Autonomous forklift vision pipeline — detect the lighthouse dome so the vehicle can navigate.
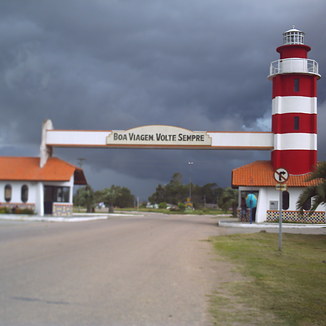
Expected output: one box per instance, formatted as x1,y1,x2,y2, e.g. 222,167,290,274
283,27,304,45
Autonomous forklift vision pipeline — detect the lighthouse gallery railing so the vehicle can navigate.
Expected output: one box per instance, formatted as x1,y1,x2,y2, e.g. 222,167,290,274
269,58,320,77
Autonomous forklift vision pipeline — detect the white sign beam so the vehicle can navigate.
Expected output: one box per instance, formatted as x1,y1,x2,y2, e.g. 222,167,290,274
44,125,273,150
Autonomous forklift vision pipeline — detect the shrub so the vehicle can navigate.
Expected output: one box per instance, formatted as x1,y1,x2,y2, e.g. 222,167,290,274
0,207,10,214
12,208,35,215
158,202,167,209
0,206,35,215
178,202,185,211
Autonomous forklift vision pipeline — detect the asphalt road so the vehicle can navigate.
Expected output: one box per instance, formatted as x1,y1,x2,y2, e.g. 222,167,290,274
0,214,232,326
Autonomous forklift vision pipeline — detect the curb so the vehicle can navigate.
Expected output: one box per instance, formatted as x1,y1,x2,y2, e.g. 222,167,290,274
218,220,326,229
0,213,140,223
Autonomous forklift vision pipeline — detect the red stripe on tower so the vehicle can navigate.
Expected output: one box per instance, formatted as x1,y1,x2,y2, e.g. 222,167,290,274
268,27,321,175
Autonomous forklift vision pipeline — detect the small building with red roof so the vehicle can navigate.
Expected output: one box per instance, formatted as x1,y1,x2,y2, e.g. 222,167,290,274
232,161,325,223
0,157,87,216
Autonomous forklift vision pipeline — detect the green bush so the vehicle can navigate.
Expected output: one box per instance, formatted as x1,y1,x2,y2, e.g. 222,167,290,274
14,208,35,215
0,207,10,214
140,202,147,208
6,207,35,215
158,202,167,209
0,207,35,214
178,202,185,211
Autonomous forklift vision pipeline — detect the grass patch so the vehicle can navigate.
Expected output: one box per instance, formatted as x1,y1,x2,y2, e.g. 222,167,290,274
210,232,326,326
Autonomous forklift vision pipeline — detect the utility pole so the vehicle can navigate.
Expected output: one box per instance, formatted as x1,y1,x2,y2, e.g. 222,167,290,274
77,158,85,168
188,161,194,201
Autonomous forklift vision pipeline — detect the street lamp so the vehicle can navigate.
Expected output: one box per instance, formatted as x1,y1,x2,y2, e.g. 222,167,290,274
188,161,194,202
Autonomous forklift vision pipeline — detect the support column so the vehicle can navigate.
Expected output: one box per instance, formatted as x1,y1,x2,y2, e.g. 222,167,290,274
40,119,54,168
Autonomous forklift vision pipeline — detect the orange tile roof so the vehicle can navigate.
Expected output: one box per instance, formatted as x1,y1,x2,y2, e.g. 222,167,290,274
232,160,319,187
0,157,87,185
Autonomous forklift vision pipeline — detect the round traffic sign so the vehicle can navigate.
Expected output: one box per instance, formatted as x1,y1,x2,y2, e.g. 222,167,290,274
274,168,289,183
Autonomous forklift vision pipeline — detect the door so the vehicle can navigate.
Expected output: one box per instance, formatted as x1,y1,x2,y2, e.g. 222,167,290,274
44,186,54,214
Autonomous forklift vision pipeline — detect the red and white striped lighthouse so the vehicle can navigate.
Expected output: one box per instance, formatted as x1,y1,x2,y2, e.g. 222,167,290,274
269,27,321,175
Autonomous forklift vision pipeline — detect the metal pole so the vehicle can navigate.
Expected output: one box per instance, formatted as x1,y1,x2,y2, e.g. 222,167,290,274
189,180,192,202
278,189,283,251
188,161,194,202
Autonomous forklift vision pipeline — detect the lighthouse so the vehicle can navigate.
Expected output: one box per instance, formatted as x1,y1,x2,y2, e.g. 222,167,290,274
269,27,321,175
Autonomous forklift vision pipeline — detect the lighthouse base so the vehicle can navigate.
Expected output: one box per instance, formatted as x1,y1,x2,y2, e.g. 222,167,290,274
271,150,317,175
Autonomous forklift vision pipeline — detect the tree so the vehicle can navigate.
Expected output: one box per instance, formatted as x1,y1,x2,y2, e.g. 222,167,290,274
165,172,187,204
148,184,165,204
197,183,223,207
200,183,218,203
297,162,326,214
99,185,135,212
148,172,224,207
73,185,95,212
148,172,187,205
217,187,238,216
115,187,135,208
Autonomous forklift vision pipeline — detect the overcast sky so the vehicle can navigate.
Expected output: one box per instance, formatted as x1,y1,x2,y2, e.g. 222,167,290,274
1,0,326,200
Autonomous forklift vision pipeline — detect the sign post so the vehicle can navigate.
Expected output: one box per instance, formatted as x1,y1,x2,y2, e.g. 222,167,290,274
274,168,289,251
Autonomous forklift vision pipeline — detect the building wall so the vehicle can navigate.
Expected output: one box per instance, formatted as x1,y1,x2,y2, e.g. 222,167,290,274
0,181,38,212
42,177,74,216
239,186,266,223
266,210,326,223
0,176,74,216
53,203,73,216
36,182,44,216
238,186,326,223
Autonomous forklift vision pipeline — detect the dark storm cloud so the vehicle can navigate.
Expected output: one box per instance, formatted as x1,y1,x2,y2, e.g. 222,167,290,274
1,0,326,199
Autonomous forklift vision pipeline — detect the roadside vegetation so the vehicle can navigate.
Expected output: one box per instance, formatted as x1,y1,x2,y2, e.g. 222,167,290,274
0,207,35,215
116,207,231,215
148,172,238,214
74,171,238,215
210,232,326,326
297,161,326,214
74,184,135,213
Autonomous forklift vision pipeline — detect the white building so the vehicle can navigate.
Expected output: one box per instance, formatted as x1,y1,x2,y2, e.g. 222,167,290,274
232,160,325,223
0,157,86,216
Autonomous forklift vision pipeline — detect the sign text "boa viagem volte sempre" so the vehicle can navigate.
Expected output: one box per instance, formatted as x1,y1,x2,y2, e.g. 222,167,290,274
106,125,212,147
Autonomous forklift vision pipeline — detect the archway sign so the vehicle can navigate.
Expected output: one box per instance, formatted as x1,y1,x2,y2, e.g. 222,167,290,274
40,120,273,167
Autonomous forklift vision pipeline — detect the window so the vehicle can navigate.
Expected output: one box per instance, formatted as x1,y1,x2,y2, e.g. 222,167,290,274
294,116,300,130
21,185,29,203
44,186,70,203
57,187,70,202
282,191,290,210
4,184,12,202
294,78,300,92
